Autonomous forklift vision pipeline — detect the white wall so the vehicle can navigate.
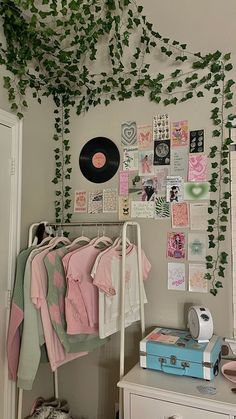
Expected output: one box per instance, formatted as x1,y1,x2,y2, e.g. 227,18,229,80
1,1,236,418
0,29,55,416
58,1,236,418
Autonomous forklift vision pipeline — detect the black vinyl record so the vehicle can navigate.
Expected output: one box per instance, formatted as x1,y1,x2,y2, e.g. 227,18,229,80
79,137,120,183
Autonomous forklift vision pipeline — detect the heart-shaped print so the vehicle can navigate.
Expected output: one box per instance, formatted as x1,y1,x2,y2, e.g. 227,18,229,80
184,182,210,200
122,121,137,146
124,127,135,140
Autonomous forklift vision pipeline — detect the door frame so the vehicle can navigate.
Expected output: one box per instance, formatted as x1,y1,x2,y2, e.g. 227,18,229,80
0,108,22,419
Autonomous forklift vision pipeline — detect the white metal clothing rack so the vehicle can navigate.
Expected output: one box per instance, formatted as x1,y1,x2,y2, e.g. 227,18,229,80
17,220,144,419
119,222,145,419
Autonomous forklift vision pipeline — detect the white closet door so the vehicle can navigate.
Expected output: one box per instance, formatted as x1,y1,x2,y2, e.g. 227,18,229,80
0,123,13,415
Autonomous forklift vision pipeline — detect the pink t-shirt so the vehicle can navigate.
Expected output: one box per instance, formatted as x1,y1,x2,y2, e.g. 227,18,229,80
62,247,81,275
65,245,102,335
31,247,87,371
62,240,96,274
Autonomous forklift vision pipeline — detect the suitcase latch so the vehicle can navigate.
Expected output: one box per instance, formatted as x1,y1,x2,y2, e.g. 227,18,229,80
158,357,166,364
181,361,190,368
170,355,177,365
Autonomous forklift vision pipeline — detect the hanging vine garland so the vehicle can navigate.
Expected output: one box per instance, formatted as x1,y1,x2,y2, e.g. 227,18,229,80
0,0,235,294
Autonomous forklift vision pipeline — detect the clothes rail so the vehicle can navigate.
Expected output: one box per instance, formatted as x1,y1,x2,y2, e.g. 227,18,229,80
18,220,125,419
119,221,145,419
49,222,125,227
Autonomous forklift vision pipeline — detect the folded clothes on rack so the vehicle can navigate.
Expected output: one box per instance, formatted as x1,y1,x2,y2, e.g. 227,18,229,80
25,397,73,419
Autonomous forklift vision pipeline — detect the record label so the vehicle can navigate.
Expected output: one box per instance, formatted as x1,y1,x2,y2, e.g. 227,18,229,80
79,137,120,183
92,152,106,169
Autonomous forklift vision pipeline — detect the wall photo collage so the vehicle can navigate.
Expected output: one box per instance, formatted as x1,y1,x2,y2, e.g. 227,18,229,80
74,114,209,294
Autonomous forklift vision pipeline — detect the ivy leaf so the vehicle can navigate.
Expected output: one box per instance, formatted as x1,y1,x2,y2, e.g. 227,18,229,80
223,52,231,61
225,101,233,108
207,226,214,232
225,63,233,71
206,263,213,269
197,91,204,97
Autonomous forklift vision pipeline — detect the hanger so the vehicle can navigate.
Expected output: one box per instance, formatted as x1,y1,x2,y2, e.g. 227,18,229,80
66,229,91,249
112,235,132,251
93,235,113,248
92,225,113,249
36,236,52,247
48,236,71,247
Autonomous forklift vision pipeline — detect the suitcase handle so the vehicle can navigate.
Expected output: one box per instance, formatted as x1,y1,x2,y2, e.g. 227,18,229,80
161,364,188,376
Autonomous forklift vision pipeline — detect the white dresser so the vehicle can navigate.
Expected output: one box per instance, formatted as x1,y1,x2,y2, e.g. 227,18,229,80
118,363,236,418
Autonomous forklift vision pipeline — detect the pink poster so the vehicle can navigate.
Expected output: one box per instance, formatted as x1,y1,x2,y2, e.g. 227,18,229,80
188,154,207,181
167,232,186,259
74,190,87,213
171,202,189,228
139,150,154,175
119,171,129,196
137,125,153,150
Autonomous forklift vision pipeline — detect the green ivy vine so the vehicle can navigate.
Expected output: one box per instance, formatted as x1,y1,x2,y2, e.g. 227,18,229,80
0,0,235,295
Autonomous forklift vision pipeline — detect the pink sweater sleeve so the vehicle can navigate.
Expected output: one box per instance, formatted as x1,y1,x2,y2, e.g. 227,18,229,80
7,303,23,381
141,250,152,280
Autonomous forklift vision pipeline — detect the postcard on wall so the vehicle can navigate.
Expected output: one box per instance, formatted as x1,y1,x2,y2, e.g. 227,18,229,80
121,121,137,147
119,171,129,196
128,171,142,201
153,139,171,166
153,114,170,142
189,130,204,153
154,195,170,219
122,146,139,171
74,190,87,213
170,148,188,179
154,166,170,195
188,154,207,182
171,120,189,147
139,150,154,175
171,202,189,228
168,262,186,291
188,232,207,262
184,182,210,200
189,203,208,230
131,201,154,218
118,196,131,220
88,190,103,214
189,264,208,293
141,177,158,201
167,232,186,259
103,188,117,213
166,176,184,203
137,124,153,150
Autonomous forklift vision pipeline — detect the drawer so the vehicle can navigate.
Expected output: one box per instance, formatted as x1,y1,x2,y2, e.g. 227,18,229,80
130,394,228,419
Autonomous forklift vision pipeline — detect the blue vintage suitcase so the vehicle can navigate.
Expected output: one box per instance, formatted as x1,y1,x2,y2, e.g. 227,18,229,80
140,327,222,380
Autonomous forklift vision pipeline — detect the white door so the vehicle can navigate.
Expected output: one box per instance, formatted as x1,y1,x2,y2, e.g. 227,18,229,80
0,110,22,419
0,123,12,416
